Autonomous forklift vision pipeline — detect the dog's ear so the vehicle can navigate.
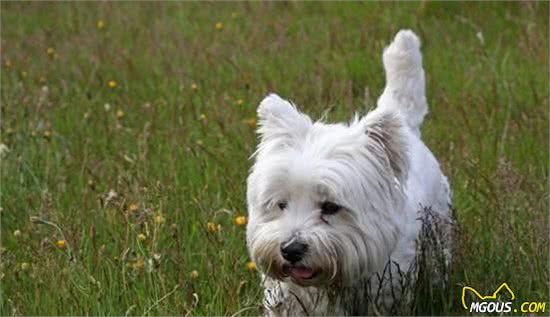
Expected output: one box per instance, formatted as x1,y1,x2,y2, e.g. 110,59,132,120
257,94,312,146
363,112,409,182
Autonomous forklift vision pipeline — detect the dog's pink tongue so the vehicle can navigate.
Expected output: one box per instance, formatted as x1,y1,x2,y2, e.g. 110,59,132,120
290,267,314,279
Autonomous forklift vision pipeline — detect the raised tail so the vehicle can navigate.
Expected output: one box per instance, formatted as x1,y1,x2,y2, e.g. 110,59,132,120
376,30,428,135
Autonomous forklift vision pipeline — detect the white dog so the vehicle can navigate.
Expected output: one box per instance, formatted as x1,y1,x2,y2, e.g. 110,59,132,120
246,30,452,316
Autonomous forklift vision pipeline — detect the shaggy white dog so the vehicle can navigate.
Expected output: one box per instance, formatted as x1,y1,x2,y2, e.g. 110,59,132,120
246,30,452,316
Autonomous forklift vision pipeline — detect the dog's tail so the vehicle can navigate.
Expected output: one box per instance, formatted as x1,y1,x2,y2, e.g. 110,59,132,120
377,30,427,134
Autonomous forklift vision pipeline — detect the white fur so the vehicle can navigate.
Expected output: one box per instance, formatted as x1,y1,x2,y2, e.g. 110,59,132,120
246,30,452,316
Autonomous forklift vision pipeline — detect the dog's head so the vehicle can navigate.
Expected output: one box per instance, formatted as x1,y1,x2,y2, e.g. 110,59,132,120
246,94,409,287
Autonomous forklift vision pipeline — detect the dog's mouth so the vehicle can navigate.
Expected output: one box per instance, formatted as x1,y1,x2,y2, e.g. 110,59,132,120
282,264,319,283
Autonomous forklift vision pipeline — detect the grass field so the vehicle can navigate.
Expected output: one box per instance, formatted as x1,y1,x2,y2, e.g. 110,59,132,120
1,2,548,316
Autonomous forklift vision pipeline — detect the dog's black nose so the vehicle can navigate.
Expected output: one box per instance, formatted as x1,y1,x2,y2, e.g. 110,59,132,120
280,240,308,263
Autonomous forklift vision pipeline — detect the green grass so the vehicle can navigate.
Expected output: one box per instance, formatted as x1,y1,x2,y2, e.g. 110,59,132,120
1,2,548,315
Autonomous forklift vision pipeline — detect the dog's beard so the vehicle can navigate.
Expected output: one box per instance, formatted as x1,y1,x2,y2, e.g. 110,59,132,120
248,210,400,287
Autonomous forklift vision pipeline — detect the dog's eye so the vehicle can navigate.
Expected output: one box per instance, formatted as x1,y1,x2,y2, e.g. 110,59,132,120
277,201,287,210
320,201,341,215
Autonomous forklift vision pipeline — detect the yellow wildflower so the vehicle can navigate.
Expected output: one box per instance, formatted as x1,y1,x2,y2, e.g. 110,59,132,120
236,99,244,105
190,270,199,279
56,240,66,249
246,261,257,271
207,222,217,233
137,233,146,242
46,47,55,57
43,130,52,139
191,82,198,90
21,262,30,271
128,203,139,213
243,118,257,129
132,258,145,270
96,20,105,29
21,71,27,78
199,113,206,121
215,22,224,30
234,216,247,226
196,140,203,146
116,110,125,119
154,214,166,225
107,80,117,88
13,229,21,237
